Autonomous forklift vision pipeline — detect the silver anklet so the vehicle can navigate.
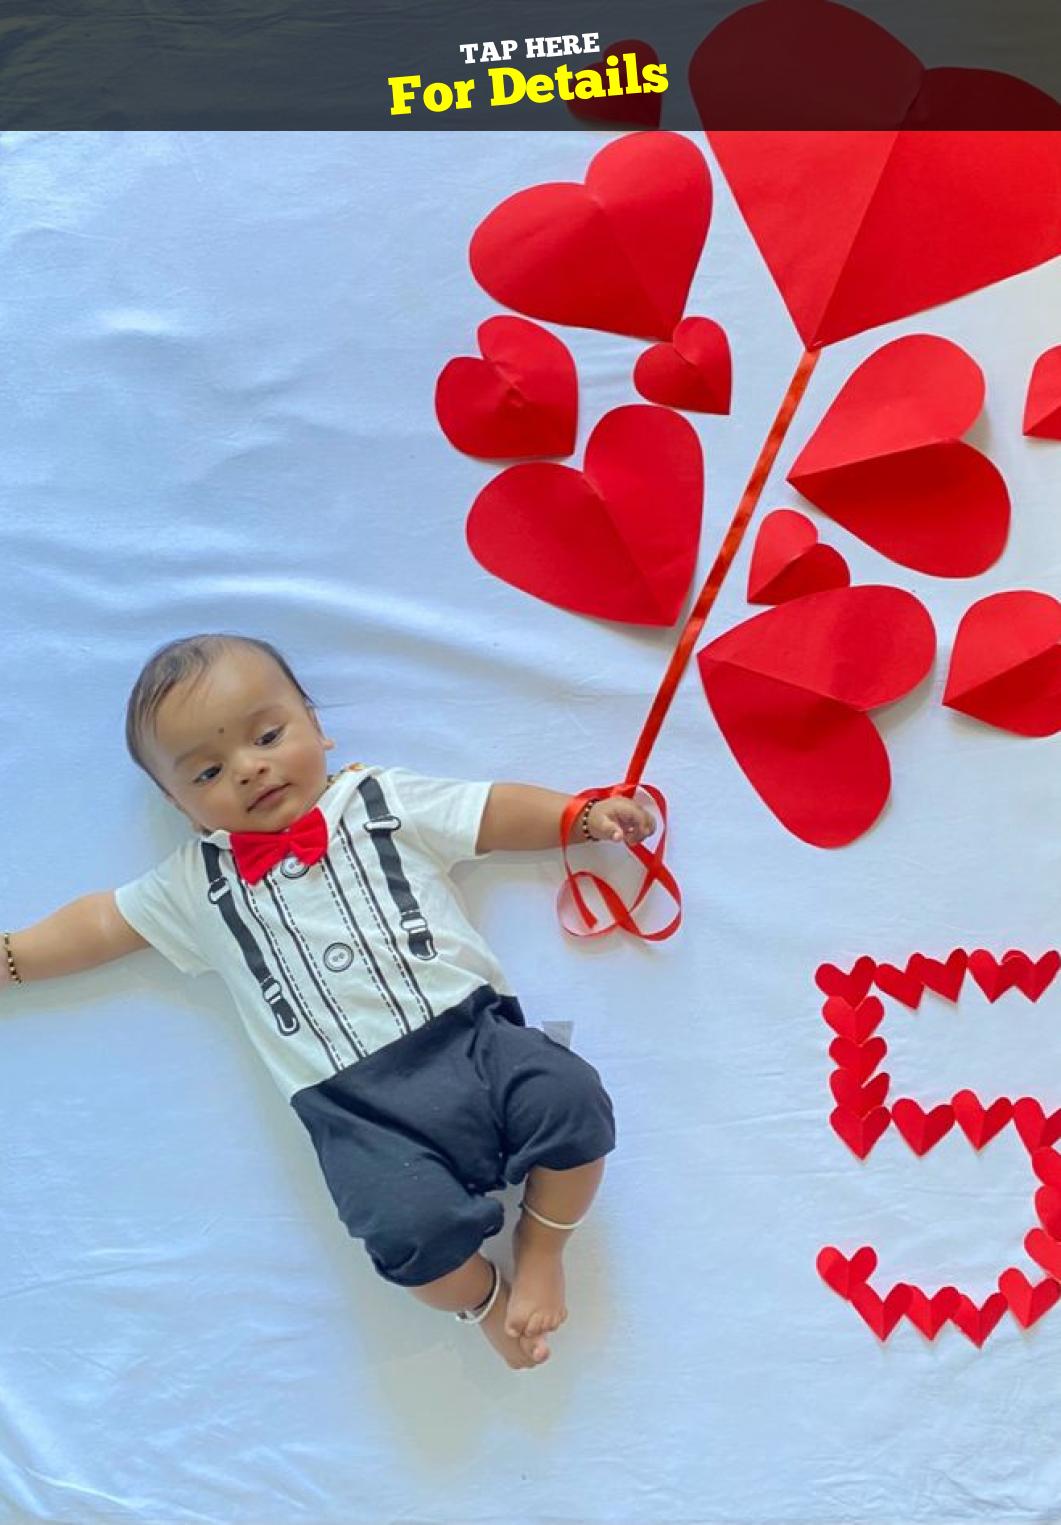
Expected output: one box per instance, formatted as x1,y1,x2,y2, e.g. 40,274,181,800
454,1261,501,1324
520,1198,587,1231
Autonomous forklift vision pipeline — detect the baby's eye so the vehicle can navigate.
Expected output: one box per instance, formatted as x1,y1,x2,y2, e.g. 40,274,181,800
259,727,283,745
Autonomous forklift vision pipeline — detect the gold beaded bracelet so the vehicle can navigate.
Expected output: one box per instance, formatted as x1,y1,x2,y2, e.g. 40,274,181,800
3,931,22,985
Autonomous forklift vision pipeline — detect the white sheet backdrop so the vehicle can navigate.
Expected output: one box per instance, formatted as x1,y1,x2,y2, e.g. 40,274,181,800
1,129,1061,1524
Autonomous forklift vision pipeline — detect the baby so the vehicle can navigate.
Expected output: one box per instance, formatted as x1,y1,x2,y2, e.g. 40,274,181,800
1,632,656,1371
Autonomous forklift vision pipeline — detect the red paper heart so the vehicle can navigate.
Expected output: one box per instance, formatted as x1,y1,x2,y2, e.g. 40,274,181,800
698,587,935,847
874,961,923,1009
1025,1229,1061,1280
435,316,577,460
830,1105,890,1159
850,1281,910,1340
830,1070,890,1118
1035,1187,1061,1240
815,957,876,1005
1001,949,1061,1001
822,994,884,1043
746,509,849,606
1014,1100,1061,1153
693,1,1061,346
467,404,702,626
967,949,1022,1003
816,1244,877,1298
1023,345,1061,440
788,336,1009,577
951,1091,1013,1150
944,592,1061,736
634,317,732,415
905,1285,961,1340
950,1291,1008,1346
998,1267,1061,1329
908,950,967,1002
828,1035,886,1084
469,132,711,340
891,1099,955,1156
564,40,664,130
1032,1148,1061,1190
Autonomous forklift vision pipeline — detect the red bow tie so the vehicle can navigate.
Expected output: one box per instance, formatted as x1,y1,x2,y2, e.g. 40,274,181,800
229,805,329,884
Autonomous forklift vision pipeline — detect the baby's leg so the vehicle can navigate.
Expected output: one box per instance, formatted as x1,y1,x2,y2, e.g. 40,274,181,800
408,1252,550,1369
508,1157,607,1352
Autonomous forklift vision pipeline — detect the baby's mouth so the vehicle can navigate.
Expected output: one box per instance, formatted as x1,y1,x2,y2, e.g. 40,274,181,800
249,784,288,812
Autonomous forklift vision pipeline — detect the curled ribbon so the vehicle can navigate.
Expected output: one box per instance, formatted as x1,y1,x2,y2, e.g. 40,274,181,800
557,782,681,942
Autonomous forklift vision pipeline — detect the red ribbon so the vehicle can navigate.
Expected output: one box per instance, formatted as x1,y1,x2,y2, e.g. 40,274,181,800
556,783,681,942
557,348,820,944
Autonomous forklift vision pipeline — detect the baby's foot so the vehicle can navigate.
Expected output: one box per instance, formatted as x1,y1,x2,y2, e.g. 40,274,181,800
507,1212,569,1362
478,1272,551,1369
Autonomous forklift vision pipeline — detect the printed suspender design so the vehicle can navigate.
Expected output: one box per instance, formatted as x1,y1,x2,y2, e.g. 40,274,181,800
356,774,437,960
201,841,374,1067
201,840,303,1036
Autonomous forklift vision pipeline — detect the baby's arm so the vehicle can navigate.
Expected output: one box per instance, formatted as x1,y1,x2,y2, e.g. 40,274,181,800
1,893,149,988
475,784,656,853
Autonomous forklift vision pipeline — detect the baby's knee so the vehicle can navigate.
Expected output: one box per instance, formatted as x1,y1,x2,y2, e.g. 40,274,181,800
364,1192,504,1287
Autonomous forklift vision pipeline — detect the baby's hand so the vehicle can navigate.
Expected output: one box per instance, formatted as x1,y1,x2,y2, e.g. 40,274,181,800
586,796,657,845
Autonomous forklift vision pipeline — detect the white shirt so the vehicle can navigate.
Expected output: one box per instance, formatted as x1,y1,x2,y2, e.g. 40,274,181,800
114,765,512,1101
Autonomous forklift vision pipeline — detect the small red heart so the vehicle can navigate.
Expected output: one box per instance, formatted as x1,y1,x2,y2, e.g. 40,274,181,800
467,404,702,626
828,1036,887,1084
698,587,936,847
1032,1148,1061,1190
822,994,884,1043
908,950,967,1002
1024,1229,1061,1280
816,957,876,1005
850,1281,910,1340
951,1091,1013,1149
434,316,577,460
830,1105,890,1159
998,1267,1061,1329
891,1099,955,1156
1001,949,1061,1001
967,949,1023,1003
816,1244,878,1298
470,132,711,341
830,1070,890,1118
746,509,850,606
1035,1186,1061,1240
564,39,664,130
788,336,1009,577
874,961,924,1009
905,1285,961,1340
1013,1099,1061,1152
634,316,732,415
950,1291,1008,1346
1024,346,1061,440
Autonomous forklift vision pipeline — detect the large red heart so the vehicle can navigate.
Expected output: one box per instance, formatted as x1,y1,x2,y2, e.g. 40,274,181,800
434,316,577,460
466,404,703,626
787,336,1010,577
692,1,1061,346
697,586,935,846
469,132,711,341
944,591,1061,736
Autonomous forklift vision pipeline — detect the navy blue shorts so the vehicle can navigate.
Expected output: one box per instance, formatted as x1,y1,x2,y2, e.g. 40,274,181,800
289,984,617,1287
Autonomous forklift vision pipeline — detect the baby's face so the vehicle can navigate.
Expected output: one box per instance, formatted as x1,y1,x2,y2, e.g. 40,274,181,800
146,646,335,835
